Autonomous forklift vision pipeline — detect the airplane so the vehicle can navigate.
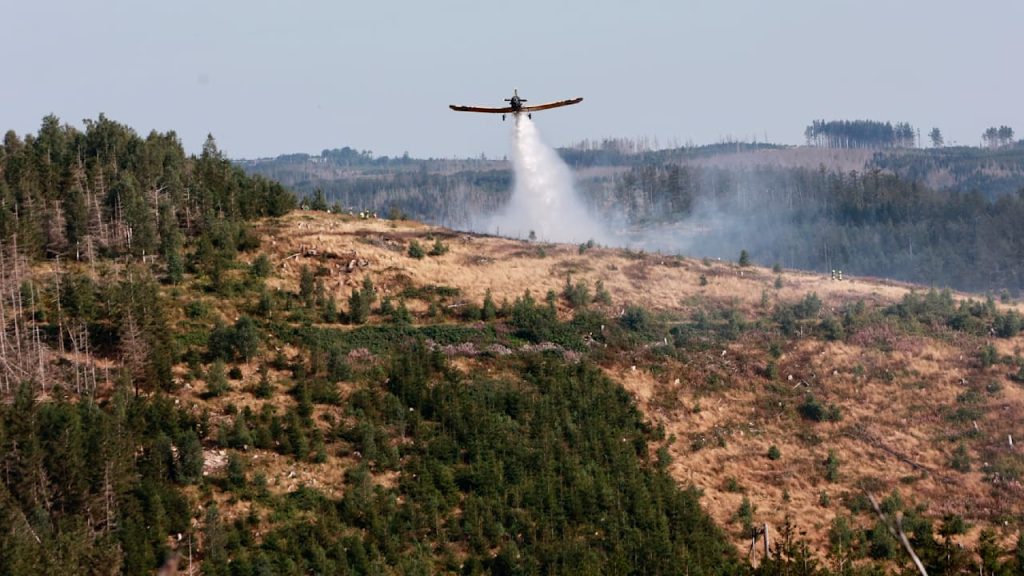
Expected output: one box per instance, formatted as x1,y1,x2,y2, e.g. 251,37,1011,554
449,89,583,121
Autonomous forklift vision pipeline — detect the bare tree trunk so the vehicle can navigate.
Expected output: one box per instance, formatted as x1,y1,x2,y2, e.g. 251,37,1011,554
54,256,64,356
30,281,45,391
763,522,770,558
0,242,9,394
103,462,115,534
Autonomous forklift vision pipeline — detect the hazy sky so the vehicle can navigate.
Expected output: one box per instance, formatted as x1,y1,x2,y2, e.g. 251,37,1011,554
3,0,1021,159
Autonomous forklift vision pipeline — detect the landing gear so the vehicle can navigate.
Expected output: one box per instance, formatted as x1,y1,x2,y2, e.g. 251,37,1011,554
502,114,506,121
528,113,532,119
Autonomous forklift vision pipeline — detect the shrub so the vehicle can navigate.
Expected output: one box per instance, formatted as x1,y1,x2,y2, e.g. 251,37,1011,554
799,394,841,422
299,265,315,305
824,449,840,482
950,443,971,472
995,310,1021,338
939,514,968,536
250,254,272,278
255,369,273,398
233,316,260,360
828,516,855,557
584,281,607,308
735,496,755,533
767,445,781,460
482,289,498,320
348,289,370,325
208,316,260,362
979,343,998,368
186,300,209,319
793,292,822,319
799,395,825,421
820,315,845,341
206,360,230,397
408,240,425,259
257,289,273,318
563,277,591,309
738,250,750,267
879,490,902,514
867,521,897,559
226,452,247,489
428,238,448,256
392,299,412,324
620,305,653,334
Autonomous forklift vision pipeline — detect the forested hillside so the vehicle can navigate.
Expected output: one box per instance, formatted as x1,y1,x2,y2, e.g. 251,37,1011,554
6,116,1024,575
0,117,740,575
872,143,1024,197
588,163,1024,293
1,114,294,263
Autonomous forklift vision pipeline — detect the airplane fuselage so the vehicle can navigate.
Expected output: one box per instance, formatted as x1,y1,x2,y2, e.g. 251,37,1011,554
506,91,525,113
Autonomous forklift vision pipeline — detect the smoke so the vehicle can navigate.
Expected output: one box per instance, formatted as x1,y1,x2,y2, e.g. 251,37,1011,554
468,118,784,264
478,117,607,244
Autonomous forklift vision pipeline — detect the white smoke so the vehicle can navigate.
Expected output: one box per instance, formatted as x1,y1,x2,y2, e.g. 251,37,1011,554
481,117,607,244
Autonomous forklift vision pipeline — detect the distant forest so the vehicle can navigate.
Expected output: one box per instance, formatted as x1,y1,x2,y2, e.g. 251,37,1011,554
243,137,1024,294
804,120,917,149
589,163,1024,293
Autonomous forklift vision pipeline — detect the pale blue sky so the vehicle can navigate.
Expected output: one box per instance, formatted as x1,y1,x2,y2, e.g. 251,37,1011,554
2,0,1020,159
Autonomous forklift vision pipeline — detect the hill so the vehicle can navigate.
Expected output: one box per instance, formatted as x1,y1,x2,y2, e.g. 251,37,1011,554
241,142,1024,294
5,116,1024,574
253,211,1024,567
7,206,1024,573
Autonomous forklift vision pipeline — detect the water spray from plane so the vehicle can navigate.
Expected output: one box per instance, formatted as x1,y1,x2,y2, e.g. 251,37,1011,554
482,116,606,243
451,90,603,243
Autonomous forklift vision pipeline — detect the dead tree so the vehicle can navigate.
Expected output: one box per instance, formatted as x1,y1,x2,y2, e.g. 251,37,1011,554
0,236,37,393
868,492,928,576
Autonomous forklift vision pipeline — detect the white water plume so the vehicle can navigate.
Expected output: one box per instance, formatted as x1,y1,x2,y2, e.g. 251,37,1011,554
483,117,607,244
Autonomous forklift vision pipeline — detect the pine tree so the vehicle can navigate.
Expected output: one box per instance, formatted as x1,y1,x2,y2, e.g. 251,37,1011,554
299,265,315,306
177,429,204,484
206,360,229,397
158,203,183,283
482,289,497,321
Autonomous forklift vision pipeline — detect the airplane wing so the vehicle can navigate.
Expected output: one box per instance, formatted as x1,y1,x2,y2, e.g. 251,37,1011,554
522,97,583,113
449,105,515,113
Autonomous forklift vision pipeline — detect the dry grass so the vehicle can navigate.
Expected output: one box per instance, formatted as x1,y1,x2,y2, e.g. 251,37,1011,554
244,211,1024,557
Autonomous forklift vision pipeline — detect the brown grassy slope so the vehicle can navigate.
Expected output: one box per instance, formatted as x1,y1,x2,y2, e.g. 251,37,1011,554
253,211,1024,556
